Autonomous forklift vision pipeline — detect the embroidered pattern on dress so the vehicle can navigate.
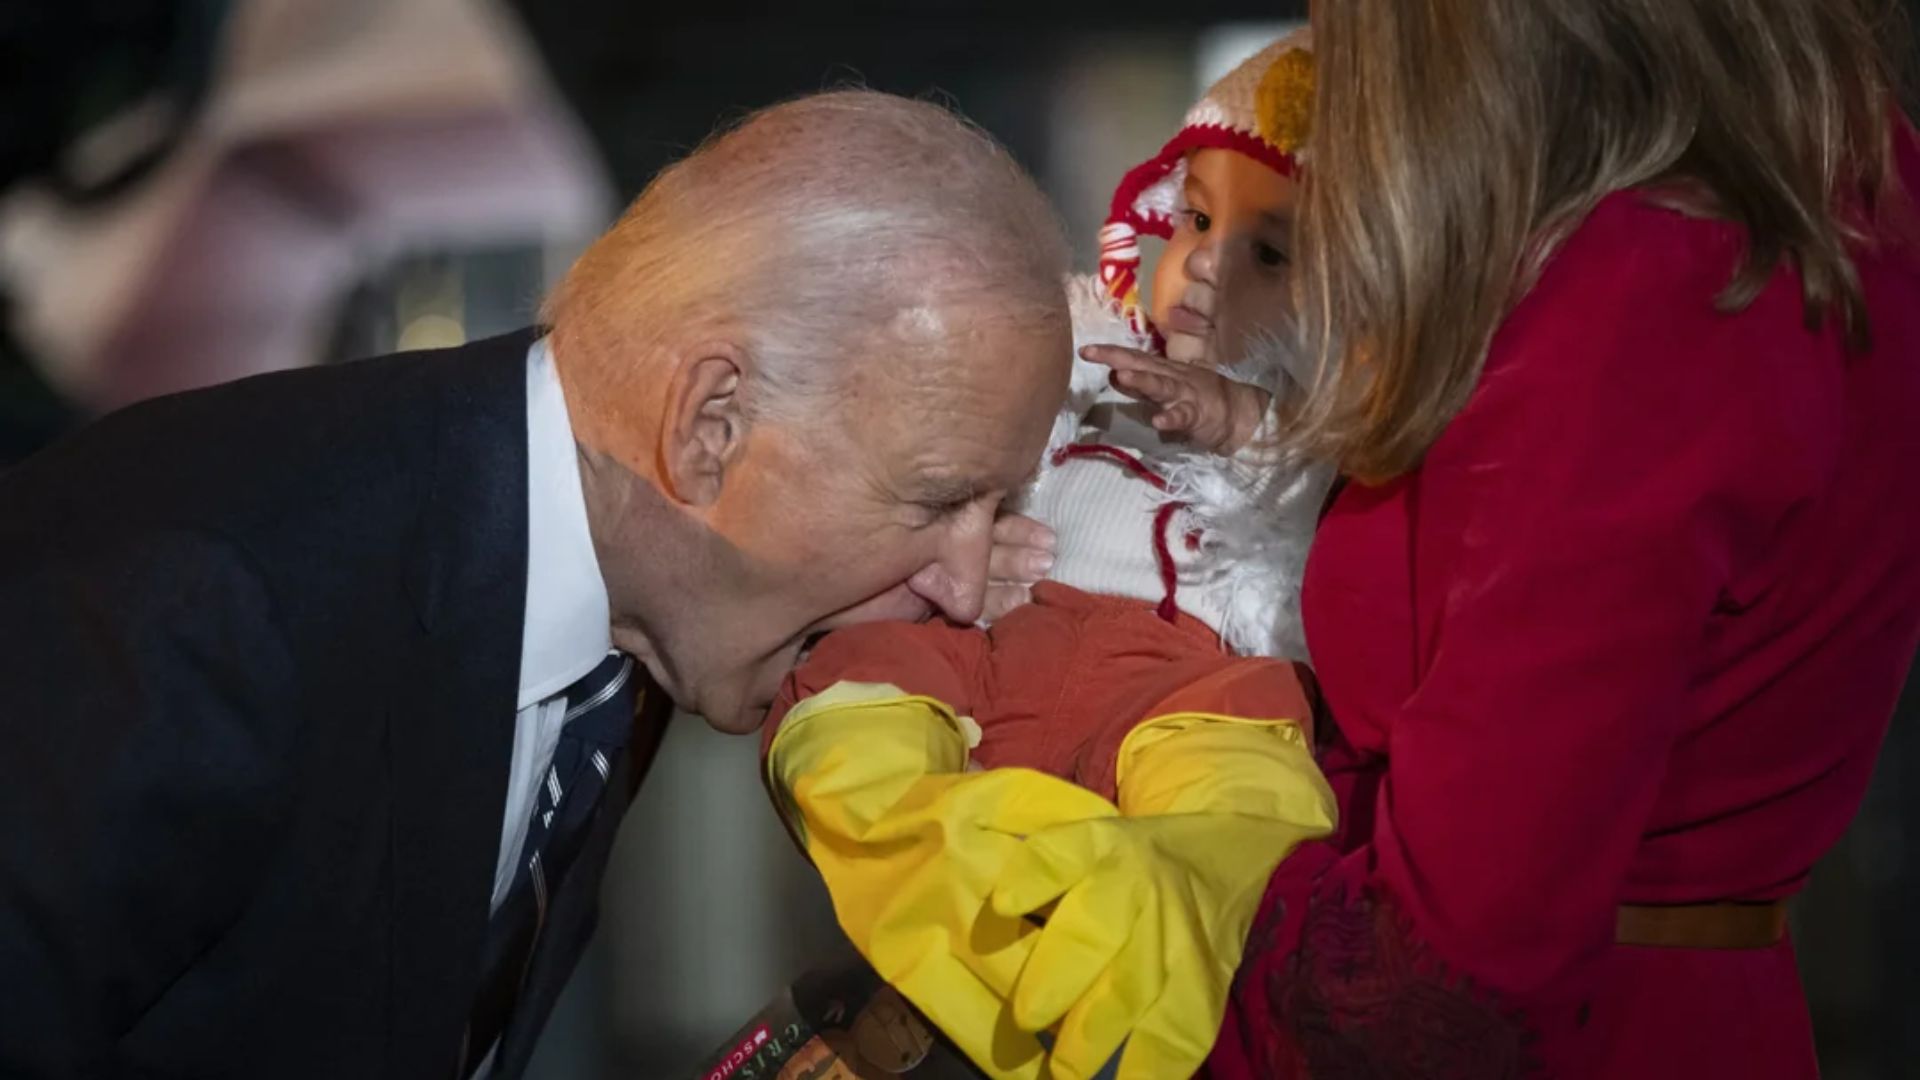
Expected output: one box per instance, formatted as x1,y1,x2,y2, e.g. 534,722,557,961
1254,885,1541,1079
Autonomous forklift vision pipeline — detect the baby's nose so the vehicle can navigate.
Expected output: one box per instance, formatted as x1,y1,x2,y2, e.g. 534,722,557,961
1183,236,1219,285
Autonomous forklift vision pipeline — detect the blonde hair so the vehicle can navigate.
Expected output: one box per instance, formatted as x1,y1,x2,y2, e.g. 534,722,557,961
544,90,1069,448
1288,0,1912,482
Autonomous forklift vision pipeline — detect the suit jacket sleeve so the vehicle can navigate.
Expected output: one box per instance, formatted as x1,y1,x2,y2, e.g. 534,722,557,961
0,527,301,1075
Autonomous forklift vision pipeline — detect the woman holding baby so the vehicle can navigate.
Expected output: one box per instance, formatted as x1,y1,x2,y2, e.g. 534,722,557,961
1201,1,1920,1077
767,1,1920,1077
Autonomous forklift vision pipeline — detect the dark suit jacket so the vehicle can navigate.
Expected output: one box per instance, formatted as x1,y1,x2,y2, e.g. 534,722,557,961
0,329,663,1079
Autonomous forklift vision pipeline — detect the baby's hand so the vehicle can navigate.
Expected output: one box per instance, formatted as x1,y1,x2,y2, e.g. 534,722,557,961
983,511,1054,622
1082,344,1271,454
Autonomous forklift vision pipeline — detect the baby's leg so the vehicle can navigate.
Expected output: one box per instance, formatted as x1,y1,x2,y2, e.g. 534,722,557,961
760,620,994,764
1141,655,1318,739
760,584,1319,797
761,608,1093,786
974,583,1318,801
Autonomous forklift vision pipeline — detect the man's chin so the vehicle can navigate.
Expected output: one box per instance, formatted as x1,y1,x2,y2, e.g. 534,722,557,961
674,628,838,735
703,705,765,737
693,660,794,736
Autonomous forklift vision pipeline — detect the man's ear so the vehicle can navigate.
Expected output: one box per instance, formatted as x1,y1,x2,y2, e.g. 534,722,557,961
658,342,748,507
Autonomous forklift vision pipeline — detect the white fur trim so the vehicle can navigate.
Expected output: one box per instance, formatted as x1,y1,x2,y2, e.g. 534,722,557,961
1161,432,1333,659
1009,274,1143,535
1130,156,1189,229
1037,273,1153,463
1006,274,1331,660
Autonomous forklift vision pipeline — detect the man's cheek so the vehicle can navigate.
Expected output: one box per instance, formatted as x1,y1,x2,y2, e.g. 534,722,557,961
834,521,923,574
789,541,896,611
776,518,866,576
825,541,942,616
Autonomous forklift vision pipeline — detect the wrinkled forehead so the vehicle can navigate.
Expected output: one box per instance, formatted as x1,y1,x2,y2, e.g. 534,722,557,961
841,317,1068,471
860,301,1065,392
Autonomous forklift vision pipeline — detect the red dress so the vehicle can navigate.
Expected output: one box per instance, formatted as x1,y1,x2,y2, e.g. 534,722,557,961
1209,129,1920,1079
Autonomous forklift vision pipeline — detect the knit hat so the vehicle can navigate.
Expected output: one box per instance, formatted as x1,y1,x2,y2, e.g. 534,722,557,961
1097,29,1315,338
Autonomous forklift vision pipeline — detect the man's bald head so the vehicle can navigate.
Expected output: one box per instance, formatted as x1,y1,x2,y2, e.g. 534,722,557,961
546,91,1075,733
545,89,1070,460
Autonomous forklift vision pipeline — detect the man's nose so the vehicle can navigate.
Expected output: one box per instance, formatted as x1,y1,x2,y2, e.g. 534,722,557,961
907,507,994,625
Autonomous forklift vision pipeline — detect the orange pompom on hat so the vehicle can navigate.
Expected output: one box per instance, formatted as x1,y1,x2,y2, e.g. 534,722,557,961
1098,29,1316,338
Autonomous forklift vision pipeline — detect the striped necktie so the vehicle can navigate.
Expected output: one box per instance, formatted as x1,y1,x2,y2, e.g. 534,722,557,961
463,650,636,1074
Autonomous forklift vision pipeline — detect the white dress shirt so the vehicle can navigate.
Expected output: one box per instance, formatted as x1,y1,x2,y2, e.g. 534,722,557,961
489,338,612,912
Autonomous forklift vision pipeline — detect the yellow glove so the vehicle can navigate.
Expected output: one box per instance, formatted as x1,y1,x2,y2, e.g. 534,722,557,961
990,714,1337,1080
766,681,1121,1080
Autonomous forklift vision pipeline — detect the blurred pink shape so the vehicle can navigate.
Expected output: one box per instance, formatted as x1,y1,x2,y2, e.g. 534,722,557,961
1,0,610,411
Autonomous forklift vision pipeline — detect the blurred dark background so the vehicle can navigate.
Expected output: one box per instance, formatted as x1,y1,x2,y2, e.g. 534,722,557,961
1,3,1915,1077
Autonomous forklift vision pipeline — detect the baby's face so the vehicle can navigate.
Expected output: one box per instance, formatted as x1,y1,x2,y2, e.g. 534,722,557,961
1149,147,1299,371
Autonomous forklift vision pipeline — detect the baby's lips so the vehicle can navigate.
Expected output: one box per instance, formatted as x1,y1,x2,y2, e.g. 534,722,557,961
1161,302,1215,338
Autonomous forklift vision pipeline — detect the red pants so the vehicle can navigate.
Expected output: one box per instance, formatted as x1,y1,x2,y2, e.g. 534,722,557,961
765,582,1315,801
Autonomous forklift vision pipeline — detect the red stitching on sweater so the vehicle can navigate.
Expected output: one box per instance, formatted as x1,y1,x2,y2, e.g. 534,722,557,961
1051,443,1171,490
1151,501,1187,623
1051,443,1187,623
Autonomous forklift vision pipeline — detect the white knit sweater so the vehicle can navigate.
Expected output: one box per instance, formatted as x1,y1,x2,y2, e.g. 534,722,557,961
1010,275,1334,660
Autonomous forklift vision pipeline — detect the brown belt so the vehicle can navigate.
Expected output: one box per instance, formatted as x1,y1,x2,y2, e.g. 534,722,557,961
1615,902,1788,949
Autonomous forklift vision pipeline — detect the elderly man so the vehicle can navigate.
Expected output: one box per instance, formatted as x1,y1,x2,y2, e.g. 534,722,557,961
0,91,1069,1079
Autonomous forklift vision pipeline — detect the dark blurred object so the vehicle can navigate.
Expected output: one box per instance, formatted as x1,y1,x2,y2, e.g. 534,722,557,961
692,952,983,1080
0,1,229,203
1796,665,1920,1080
0,296,75,466
1,0,607,413
0,0,230,463
503,2,1307,198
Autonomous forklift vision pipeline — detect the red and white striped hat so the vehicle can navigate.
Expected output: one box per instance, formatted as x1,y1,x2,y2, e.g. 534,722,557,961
1097,29,1316,339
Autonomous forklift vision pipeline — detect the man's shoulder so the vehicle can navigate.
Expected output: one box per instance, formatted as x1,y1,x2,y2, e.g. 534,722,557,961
2,329,539,619
92,327,537,461
5,329,537,514
0,520,283,650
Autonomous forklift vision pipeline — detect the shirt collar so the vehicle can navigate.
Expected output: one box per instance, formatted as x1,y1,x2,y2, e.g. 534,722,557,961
518,336,612,709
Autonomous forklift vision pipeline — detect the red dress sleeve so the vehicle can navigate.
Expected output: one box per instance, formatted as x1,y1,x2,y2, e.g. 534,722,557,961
1211,195,1843,1078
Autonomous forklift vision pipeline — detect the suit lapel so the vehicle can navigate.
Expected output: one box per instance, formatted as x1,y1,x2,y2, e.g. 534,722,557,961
388,330,536,1078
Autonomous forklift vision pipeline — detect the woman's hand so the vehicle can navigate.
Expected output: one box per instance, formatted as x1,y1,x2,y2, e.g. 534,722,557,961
1083,344,1272,455
983,512,1054,623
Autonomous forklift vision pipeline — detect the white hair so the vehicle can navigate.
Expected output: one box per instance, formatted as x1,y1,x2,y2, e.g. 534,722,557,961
545,90,1071,434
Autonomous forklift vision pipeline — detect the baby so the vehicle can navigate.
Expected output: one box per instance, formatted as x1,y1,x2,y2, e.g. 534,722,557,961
762,31,1336,1080
1017,25,1325,662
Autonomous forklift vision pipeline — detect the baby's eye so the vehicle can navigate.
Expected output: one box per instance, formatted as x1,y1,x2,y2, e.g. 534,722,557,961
1254,242,1289,268
1191,211,1213,234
